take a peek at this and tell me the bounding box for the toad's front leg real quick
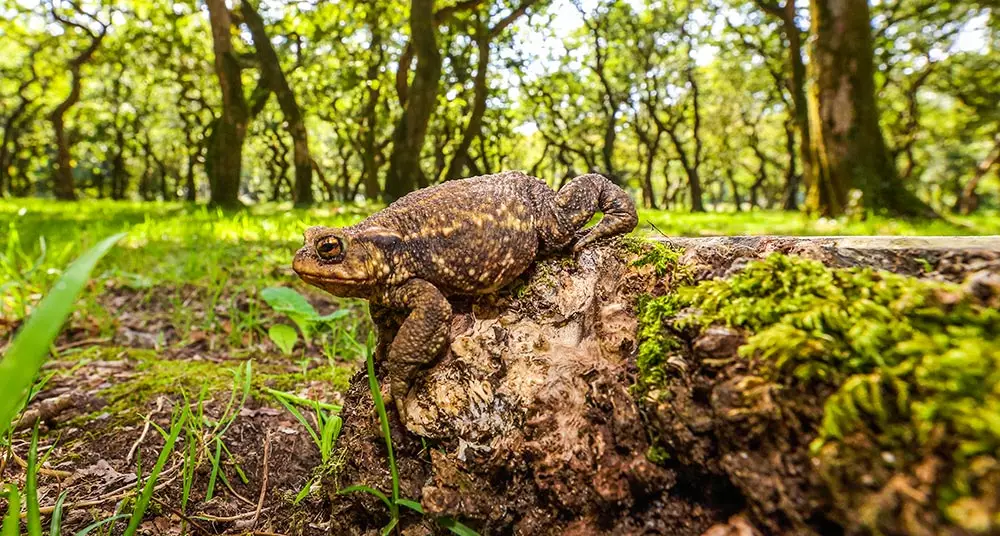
[383,278,452,422]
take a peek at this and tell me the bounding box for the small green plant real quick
[0,232,126,438]
[260,287,351,352]
[122,409,186,536]
[202,361,253,502]
[1,424,124,536]
[265,386,344,503]
[337,333,479,536]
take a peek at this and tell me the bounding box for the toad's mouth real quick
[295,272,371,285]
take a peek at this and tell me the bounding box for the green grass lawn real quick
[2,199,995,306]
[1,198,995,322]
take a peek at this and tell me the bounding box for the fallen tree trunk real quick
[326,236,1000,535]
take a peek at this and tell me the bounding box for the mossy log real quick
[326,236,1000,535]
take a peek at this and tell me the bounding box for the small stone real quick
[693,326,745,360]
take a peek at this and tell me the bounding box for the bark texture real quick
[243,2,314,207]
[48,8,108,201]
[806,0,934,218]
[384,0,442,202]
[205,0,248,208]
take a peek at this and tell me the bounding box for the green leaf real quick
[49,492,68,536]
[396,498,424,514]
[316,309,351,322]
[26,425,41,536]
[260,287,318,319]
[2,484,20,536]
[72,514,130,536]
[380,517,398,536]
[338,485,392,510]
[439,517,481,536]
[268,324,299,355]
[0,232,126,437]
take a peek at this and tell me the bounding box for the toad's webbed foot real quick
[542,173,638,252]
[382,278,452,423]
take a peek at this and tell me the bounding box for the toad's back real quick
[364,171,553,295]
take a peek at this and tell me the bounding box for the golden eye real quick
[316,236,343,260]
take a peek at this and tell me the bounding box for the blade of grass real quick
[338,485,392,510]
[122,410,186,536]
[261,387,341,412]
[2,484,20,536]
[364,332,399,504]
[396,499,423,514]
[438,517,481,536]
[0,232,126,437]
[204,438,222,502]
[25,424,41,536]
[380,517,398,536]
[270,395,321,449]
[48,492,68,536]
[72,514,130,536]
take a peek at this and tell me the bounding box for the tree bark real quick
[444,1,539,181]
[205,0,248,208]
[755,0,812,211]
[242,1,314,207]
[359,4,384,199]
[955,135,1000,215]
[384,0,443,202]
[806,0,934,218]
[48,8,107,201]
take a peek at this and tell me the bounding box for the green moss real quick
[84,346,351,423]
[621,236,685,279]
[637,253,1000,531]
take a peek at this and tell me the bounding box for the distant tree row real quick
[1,0,997,216]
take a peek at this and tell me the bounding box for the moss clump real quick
[621,236,686,279]
[637,253,1000,532]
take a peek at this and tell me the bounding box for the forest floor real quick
[1,199,999,534]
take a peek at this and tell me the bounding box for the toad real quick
[293,171,637,422]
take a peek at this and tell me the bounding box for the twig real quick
[251,432,271,528]
[127,396,166,464]
[11,451,72,478]
[151,496,213,536]
[193,507,272,522]
[54,337,110,352]
[220,472,257,506]
[30,459,183,515]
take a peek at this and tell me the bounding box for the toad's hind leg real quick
[383,279,452,422]
[553,173,638,252]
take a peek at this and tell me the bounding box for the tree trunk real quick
[205,0,248,208]
[781,119,801,210]
[110,127,127,200]
[384,0,441,202]
[47,11,107,201]
[727,167,742,212]
[242,2,314,207]
[444,22,489,181]
[806,0,934,218]
[359,4,384,199]
[779,0,810,210]
[955,135,1000,215]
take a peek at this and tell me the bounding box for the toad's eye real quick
[316,236,344,260]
